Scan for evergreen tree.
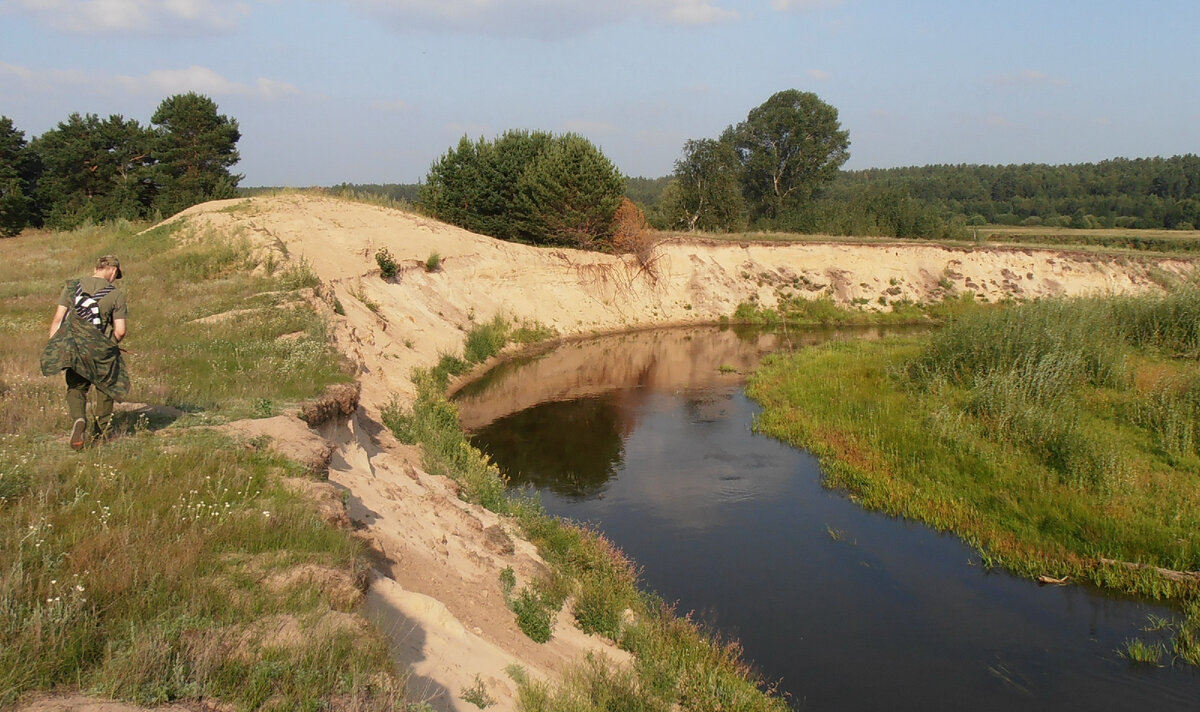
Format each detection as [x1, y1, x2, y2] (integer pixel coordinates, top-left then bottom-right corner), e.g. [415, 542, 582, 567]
[32, 113, 156, 228]
[514, 133, 625, 249]
[151, 93, 241, 216]
[0, 117, 39, 236]
[31, 113, 110, 229]
[421, 131, 625, 250]
[422, 130, 554, 241]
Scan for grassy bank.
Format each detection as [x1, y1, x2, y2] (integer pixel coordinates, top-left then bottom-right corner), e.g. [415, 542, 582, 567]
[382, 320, 790, 712]
[0, 223, 404, 707]
[746, 291, 1200, 665]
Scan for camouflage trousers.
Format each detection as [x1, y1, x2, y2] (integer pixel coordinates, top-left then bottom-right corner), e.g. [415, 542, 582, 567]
[66, 368, 114, 437]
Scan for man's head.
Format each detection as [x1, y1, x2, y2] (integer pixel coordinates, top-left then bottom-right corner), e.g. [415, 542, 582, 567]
[95, 255, 123, 281]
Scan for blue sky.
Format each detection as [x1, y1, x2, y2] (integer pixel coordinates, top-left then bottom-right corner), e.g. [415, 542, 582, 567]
[2, 0, 1198, 186]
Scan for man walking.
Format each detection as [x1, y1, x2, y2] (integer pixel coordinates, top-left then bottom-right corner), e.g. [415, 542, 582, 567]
[42, 255, 129, 449]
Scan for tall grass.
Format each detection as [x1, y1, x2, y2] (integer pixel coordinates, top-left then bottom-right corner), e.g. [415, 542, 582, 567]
[748, 289, 1200, 665]
[0, 222, 400, 707]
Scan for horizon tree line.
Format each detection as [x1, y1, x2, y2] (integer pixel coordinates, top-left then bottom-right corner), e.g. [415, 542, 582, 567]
[0, 92, 241, 237]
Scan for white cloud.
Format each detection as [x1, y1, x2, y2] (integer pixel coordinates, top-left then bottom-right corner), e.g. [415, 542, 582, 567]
[806, 68, 831, 81]
[0, 60, 97, 93]
[120, 66, 299, 100]
[0, 61, 296, 101]
[256, 77, 300, 100]
[665, 0, 738, 25]
[341, 0, 738, 38]
[121, 65, 249, 95]
[771, 0, 842, 11]
[986, 69, 1068, 88]
[2, 0, 251, 33]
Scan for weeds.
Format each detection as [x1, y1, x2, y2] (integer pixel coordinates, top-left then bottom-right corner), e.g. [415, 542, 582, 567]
[461, 674, 495, 709]
[425, 252, 441, 273]
[375, 248, 398, 279]
[348, 281, 381, 313]
[1121, 638, 1166, 665]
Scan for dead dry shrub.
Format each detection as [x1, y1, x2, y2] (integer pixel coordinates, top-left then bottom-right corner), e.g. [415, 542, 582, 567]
[610, 198, 663, 282]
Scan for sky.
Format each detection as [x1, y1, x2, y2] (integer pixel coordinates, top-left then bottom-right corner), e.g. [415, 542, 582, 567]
[2, 0, 1198, 187]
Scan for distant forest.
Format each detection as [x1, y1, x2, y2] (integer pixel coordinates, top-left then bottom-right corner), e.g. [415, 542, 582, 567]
[316, 154, 1200, 239]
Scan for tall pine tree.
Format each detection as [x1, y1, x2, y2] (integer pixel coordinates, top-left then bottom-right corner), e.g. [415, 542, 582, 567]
[151, 93, 241, 216]
[0, 117, 39, 236]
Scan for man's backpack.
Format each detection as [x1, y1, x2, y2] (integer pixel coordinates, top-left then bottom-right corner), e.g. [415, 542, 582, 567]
[73, 282, 115, 332]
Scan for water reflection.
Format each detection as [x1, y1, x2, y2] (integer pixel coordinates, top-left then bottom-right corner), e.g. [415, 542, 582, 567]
[458, 326, 1200, 710]
[455, 325, 902, 431]
[471, 395, 632, 499]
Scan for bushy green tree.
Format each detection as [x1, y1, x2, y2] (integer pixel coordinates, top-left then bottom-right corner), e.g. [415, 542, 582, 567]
[421, 130, 554, 241]
[151, 92, 241, 216]
[661, 137, 745, 231]
[729, 89, 850, 222]
[31, 113, 156, 229]
[0, 116, 39, 236]
[421, 131, 624, 250]
[514, 133, 624, 248]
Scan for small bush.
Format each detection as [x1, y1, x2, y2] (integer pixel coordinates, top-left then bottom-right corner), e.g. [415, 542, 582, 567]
[375, 248, 398, 279]
[425, 252, 441, 272]
[511, 588, 553, 643]
[463, 316, 509, 364]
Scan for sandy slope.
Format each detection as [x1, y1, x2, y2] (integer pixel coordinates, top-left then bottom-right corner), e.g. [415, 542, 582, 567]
[24, 193, 1194, 711]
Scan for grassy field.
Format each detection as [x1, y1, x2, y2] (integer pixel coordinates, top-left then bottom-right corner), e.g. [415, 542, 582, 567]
[746, 291, 1200, 666]
[0, 222, 404, 708]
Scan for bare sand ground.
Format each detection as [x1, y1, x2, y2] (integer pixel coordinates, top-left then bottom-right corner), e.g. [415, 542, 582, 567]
[22, 193, 1195, 711]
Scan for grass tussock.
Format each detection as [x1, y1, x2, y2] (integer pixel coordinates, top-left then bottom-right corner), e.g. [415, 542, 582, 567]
[382, 318, 787, 710]
[747, 289, 1200, 665]
[0, 222, 400, 707]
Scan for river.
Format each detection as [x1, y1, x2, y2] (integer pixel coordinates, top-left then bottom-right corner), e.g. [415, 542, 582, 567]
[454, 326, 1200, 711]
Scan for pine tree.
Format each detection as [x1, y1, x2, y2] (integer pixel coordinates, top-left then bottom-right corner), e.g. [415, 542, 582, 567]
[151, 93, 241, 216]
[0, 117, 38, 236]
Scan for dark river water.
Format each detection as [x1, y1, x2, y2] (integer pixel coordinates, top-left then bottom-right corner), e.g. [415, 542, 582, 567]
[454, 326, 1200, 711]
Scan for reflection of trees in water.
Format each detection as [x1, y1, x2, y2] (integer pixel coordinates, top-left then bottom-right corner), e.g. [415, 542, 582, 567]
[470, 393, 638, 500]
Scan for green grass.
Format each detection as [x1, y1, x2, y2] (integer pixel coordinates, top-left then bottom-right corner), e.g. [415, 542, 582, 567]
[0, 222, 400, 707]
[382, 319, 788, 711]
[746, 290, 1200, 666]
